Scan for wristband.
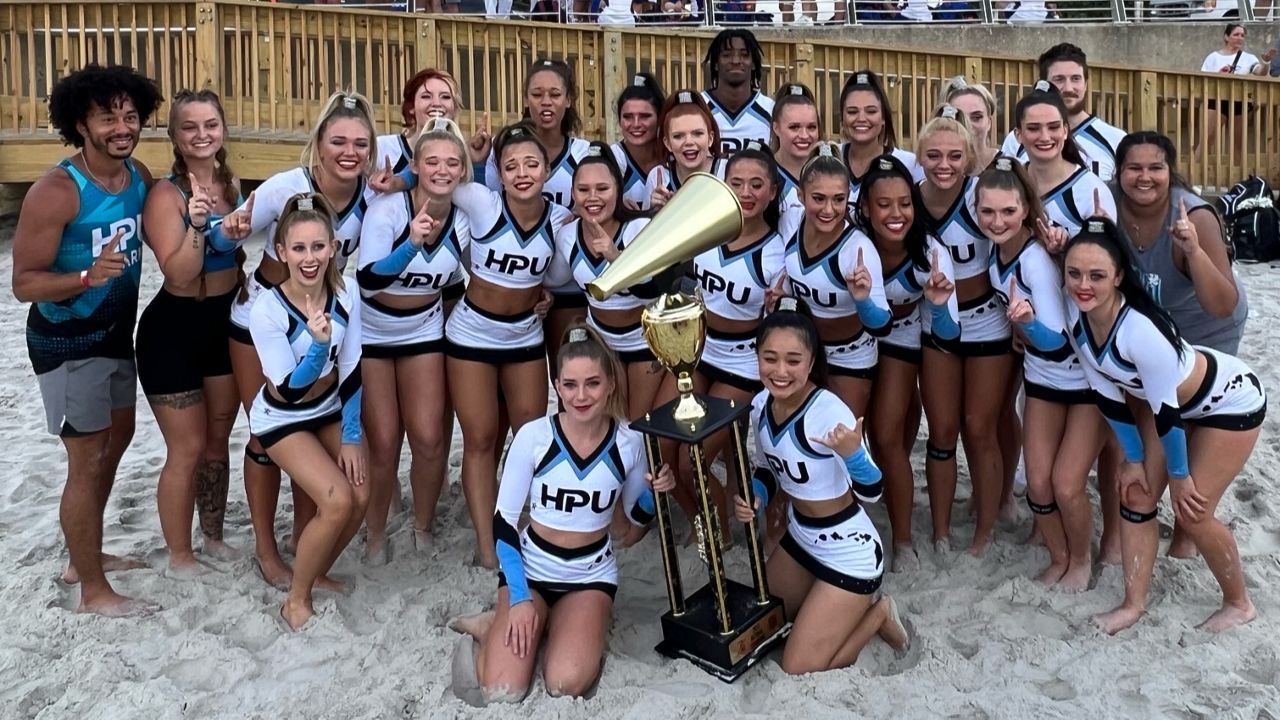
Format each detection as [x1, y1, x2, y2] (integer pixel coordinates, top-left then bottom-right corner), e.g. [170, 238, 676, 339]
[79, 269, 91, 289]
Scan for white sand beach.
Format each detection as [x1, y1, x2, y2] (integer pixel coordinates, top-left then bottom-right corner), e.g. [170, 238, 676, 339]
[2, 218, 1279, 719]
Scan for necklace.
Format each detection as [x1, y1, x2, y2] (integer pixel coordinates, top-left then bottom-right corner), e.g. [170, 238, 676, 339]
[79, 150, 125, 193]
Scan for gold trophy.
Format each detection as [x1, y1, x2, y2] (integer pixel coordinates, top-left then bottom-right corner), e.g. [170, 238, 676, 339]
[588, 173, 788, 682]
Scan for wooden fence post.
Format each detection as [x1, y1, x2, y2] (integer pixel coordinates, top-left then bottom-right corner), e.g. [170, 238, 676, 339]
[1134, 70, 1158, 131]
[417, 18, 437, 76]
[964, 56, 984, 85]
[602, 31, 626, 142]
[195, 2, 221, 92]
[794, 42, 815, 92]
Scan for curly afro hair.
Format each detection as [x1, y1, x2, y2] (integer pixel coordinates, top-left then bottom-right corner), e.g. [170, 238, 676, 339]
[49, 64, 163, 148]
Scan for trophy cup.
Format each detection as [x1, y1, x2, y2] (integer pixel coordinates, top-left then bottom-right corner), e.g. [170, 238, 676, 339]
[588, 173, 788, 682]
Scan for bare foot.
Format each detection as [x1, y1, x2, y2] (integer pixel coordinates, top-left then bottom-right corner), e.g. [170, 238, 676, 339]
[933, 537, 952, 555]
[876, 596, 909, 652]
[280, 598, 314, 632]
[167, 552, 202, 573]
[1197, 601, 1256, 633]
[998, 498, 1020, 526]
[61, 553, 147, 584]
[1094, 604, 1145, 635]
[448, 610, 496, 639]
[78, 589, 159, 617]
[365, 535, 389, 566]
[315, 574, 350, 594]
[471, 552, 498, 570]
[254, 554, 293, 591]
[1035, 561, 1068, 585]
[969, 533, 993, 558]
[1056, 562, 1092, 593]
[414, 528, 435, 552]
[891, 544, 920, 573]
[201, 537, 239, 561]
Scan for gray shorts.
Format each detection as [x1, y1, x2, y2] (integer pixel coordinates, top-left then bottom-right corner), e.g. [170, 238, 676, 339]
[36, 357, 137, 436]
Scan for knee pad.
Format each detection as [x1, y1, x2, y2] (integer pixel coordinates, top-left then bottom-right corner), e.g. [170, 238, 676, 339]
[1026, 497, 1059, 515]
[1119, 504, 1158, 524]
[245, 447, 275, 467]
[926, 443, 956, 461]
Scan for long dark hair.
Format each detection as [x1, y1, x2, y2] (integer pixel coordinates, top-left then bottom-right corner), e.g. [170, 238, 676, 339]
[1065, 216, 1183, 358]
[1114, 130, 1194, 193]
[758, 298, 828, 389]
[573, 141, 647, 225]
[856, 153, 932, 272]
[838, 70, 898, 151]
[525, 59, 581, 138]
[726, 141, 782, 234]
[1014, 81, 1085, 167]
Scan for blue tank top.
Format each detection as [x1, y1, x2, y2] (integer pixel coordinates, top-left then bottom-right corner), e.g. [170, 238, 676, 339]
[26, 158, 147, 374]
[166, 174, 243, 273]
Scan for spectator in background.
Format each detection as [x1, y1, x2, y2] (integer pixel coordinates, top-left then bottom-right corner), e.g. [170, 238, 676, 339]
[1000, 43, 1126, 181]
[1269, 32, 1280, 77]
[1200, 24, 1272, 161]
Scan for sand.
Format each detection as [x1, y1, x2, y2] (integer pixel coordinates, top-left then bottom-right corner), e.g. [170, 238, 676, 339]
[2, 217, 1279, 720]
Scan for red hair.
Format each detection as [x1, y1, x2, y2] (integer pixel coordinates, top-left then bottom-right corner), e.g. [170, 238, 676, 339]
[658, 89, 721, 157]
[400, 68, 461, 131]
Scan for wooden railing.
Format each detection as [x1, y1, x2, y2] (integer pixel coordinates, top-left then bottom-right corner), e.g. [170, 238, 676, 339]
[1, 0, 1277, 189]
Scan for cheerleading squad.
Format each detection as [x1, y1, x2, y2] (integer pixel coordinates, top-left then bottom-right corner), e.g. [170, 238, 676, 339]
[11, 28, 1264, 703]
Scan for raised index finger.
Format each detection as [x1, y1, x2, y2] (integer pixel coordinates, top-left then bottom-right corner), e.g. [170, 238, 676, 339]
[1178, 197, 1189, 221]
[856, 246, 865, 269]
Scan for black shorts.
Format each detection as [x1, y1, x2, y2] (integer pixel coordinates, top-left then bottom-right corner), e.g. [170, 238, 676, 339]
[136, 287, 237, 396]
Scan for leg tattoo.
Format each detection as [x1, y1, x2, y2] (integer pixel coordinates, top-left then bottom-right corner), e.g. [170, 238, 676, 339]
[196, 458, 230, 541]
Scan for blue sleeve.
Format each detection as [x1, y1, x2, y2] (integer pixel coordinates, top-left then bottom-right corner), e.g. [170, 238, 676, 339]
[365, 240, 419, 280]
[472, 161, 486, 185]
[1018, 318, 1068, 353]
[629, 489, 657, 525]
[750, 468, 773, 519]
[396, 166, 418, 190]
[1159, 426, 1190, 479]
[853, 296, 892, 331]
[1095, 393, 1145, 464]
[929, 301, 960, 341]
[494, 512, 531, 606]
[206, 223, 239, 254]
[844, 447, 884, 503]
[339, 367, 362, 445]
[275, 342, 330, 402]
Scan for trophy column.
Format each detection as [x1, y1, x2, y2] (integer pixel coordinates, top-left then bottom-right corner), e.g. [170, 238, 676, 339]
[640, 428, 685, 617]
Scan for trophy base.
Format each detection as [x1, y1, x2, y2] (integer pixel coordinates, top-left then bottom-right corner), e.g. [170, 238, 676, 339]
[655, 580, 790, 683]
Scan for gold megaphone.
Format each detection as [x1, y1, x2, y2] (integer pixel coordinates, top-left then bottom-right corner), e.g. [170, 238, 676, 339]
[587, 172, 743, 300]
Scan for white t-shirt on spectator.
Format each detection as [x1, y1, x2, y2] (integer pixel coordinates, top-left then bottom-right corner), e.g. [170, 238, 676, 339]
[597, 0, 635, 24]
[1201, 50, 1261, 75]
[899, 0, 932, 21]
[1008, 0, 1048, 24]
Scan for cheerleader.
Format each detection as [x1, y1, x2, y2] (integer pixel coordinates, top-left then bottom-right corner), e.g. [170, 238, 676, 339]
[447, 122, 575, 569]
[374, 68, 460, 176]
[861, 154, 959, 571]
[735, 301, 907, 674]
[837, 71, 922, 203]
[1015, 82, 1115, 237]
[770, 83, 821, 213]
[916, 110, 1015, 557]
[979, 158, 1103, 592]
[1063, 218, 1264, 634]
[643, 90, 728, 211]
[247, 194, 368, 632]
[937, 77, 999, 170]
[355, 118, 470, 562]
[666, 141, 788, 545]
[782, 143, 892, 418]
[136, 90, 242, 570]
[451, 325, 670, 703]
[220, 91, 378, 589]
[488, 59, 592, 372]
[610, 73, 665, 209]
